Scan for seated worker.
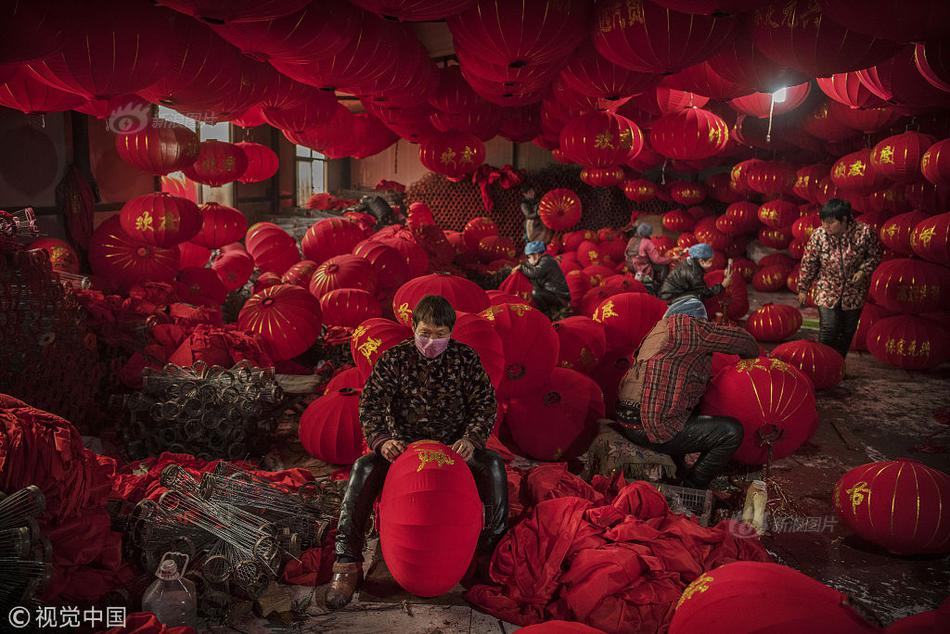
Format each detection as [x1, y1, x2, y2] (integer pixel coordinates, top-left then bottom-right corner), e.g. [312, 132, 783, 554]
[614, 297, 759, 489]
[624, 223, 672, 288]
[658, 242, 732, 303]
[326, 295, 507, 609]
[513, 241, 570, 320]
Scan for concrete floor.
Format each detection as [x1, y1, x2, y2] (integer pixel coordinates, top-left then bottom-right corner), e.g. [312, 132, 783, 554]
[213, 290, 949, 633]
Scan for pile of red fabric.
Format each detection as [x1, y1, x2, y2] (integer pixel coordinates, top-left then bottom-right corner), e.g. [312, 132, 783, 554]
[466, 464, 769, 633]
[375, 179, 406, 193]
[0, 396, 134, 603]
[306, 192, 358, 211]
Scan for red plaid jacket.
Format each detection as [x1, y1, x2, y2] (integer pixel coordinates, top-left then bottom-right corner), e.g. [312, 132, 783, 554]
[623, 315, 759, 443]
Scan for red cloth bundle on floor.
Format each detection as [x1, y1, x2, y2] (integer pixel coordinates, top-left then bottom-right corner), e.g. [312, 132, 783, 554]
[466, 475, 769, 633]
[166, 323, 273, 368]
[96, 611, 195, 634]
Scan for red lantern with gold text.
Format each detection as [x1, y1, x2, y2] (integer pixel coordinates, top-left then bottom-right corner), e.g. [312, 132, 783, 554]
[663, 209, 695, 233]
[212, 250, 254, 291]
[792, 214, 821, 242]
[462, 217, 499, 252]
[910, 212, 950, 266]
[870, 132, 935, 185]
[560, 111, 643, 168]
[114, 120, 199, 176]
[350, 318, 412, 382]
[235, 142, 279, 183]
[553, 316, 607, 375]
[309, 254, 378, 299]
[851, 302, 891, 352]
[419, 131, 485, 179]
[746, 303, 802, 342]
[89, 216, 179, 290]
[580, 167, 625, 187]
[752, 265, 788, 293]
[746, 162, 796, 197]
[771, 340, 844, 390]
[793, 165, 827, 203]
[622, 178, 657, 203]
[538, 188, 582, 231]
[28, 238, 79, 274]
[870, 258, 950, 313]
[921, 138, 950, 187]
[238, 284, 322, 361]
[182, 140, 249, 187]
[758, 226, 793, 250]
[724, 202, 760, 233]
[299, 388, 364, 465]
[119, 192, 202, 248]
[695, 225, 730, 251]
[591, 292, 667, 354]
[669, 181, 707, 206]
[879, 211, 930, 256]
[321, 289, 381, 329]
[701, 357, 818, 465]
[353, 240, 410, 296]
[302, 218, 368, 265]
[867, 315, 950, 370]
[393, 273, 490, 328]
[651, 108, 730, 160]
[481, 303, 558, 399]
[757, 199, 797, 229]
[191, 203, 248, 249]
[378, 440, 482, 597]
[835, 459, 950, 555]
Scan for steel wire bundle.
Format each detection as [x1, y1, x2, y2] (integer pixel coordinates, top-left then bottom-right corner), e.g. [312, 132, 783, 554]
[0, 486, 53, 611]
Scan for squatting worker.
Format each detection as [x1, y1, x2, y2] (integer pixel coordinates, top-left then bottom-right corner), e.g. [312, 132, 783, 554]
[624, 222, 672, 288]
[514, 241, 571, 320]
[614, 297, 759, 489]
[326, 295, 507, 609]
[798, 198, 883, 359]
[659, 242, 733, 303]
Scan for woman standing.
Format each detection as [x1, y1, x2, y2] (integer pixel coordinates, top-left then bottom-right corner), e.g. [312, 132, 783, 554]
[798, 199, 883, 358]
[624, 223, 672, 288]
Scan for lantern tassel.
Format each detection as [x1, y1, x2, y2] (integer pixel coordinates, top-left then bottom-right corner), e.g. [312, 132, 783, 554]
[765, 95, 775, 144]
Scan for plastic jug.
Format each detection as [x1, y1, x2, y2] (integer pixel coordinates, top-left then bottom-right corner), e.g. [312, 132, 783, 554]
[142, 552, 197, 628]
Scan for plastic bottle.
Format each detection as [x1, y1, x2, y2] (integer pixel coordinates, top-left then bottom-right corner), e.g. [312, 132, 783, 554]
[142, 552, 197, 628]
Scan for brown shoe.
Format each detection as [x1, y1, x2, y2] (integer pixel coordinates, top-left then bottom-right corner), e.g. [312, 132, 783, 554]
[325, 561, 362, 610]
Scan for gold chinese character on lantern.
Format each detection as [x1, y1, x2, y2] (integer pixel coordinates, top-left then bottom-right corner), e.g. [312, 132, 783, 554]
[416, 448, 455, 472]
[735, 358, 766, 373]
[916, 226, 936, 247]
[708, 126, 722, 144]
[358, 337, 382, 361]
[158, 214, 179, 231]
[846, 481, 871, 514]
[847, 160, 866, 177]
[618, 127, 634, 148]
[921, 153, 930, 171]
[593, 300, 619, 323]
[597, 0, 645, 32]
[135, 211, 154, 232]
[461, 145, 476, 163]
[510, 303, 531, 317]
[769, 358, 790, 372]
[920, 341, 931, 357]
[833, 163, 847, 178]
[440, 148, 457, 166]
[677, 573, 714, 609]
[877, 145, 895, 165]
[397, 303, 412, 323]
[351, 325, 367, 342]
[223, 156, 235, 171]
[594, 131, 616, 150]
[884, 225, 898, 238]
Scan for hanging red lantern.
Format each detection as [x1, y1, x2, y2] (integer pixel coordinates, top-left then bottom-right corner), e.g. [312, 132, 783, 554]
[800, 101, 858, 142]
[238, 284, 322, 361]
[506, 367, 603, 461]
[499, 105, 542, 143]
[593, 0, 735, 74]
[244, 222, 299, 275]
[235, 142, 279, 183]
[904, 181, 950, 214]
[378, 440, 482, 597]
[835, 459, 950, 555]
[910, 211, 950, 266]
[374, 230, 431, 278]
[879, 211, 931, 256]
[560, 111, 644, 168]
[353, 240, 410, 296]
[175, 267, 228, 306]
[211, 250, 254, 291]
[114, 120, 199, 176]
[481, 303, 559, 399]
[915, 39, 950, 94]
[857, 47, 950, 109]
[538, 188, 582, 231]
[816, 72, 882, 110]
[350, 318, 412, 382]
[703, 172, 744, 204]
[419, 131, 485, 179]
[119, 192, 202, 248]
[191, 203, 248, 249]
[0, 66, 86, 114]
[299, 387, 364, 465]
[651, 108, 730, 160]
[181, 140, 249, 187]
[669, 181, 708, 206]
[559, 43, 657, 103]
[580, 167, 625, 187]
[757, 199, 798, 229]
[817, 0, 950, 43]
[89, 216, 180, 290]
[450, 312, 506, 390]
[715, 215, 746, 236]
[309, 254, 378, 299]
[827, 102, 903, 136]
[393, 273, 491, 327]
[793, 165, 827, 203]
[695, 225, 731, 251]
[428, 65, 482, 114]
[752, 265, 789, 293]
[870, 258, 950, 313]
[746, 303, 802, 342]
[0, 3, 67, 65]
[622, 178, 658, 202]
[870, 132, 936, 185]
[351, 0, 475, 21]
[160, 0, 310, 24]
[723, 202, 760, 233]
[728, 82, 811, 118]
[771, 340, 844, 390]
[792, 213, 821, 242]
[831, 150, 885, 193]
[867, 314, 950, 370]
[320, 289, 382, 329]
[301, 218, 368, 265]
[701, 356, 817, 465]
[921, 138, 950, 187]
[746, 162, 796, 197]
[28, 238, 79, 274]
[553, 316, 607, 375]
[663, 210, 696, 233]
[462, 217, 499, 251]
[591, 292, 668, 354]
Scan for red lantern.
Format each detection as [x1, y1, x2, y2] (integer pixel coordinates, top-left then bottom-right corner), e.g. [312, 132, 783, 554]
[393, 273, 491, 327]
[299, 387, 364, 465]
[723, 202, 760, 232]
[663, 209, 696, 233]
[792, 213, 821, 242]
[244, 222, 300, 276]
[119, 192, 202, 248]
[746, 303, 802, 342]
[729, 82, 811, 118]
[879, 211, 930, 256]
[816, 72, 881, 110]
[593, 0, 735, 74]
[731, 257, 756, 283]
[176, 267, 228, 307]
[326, 367, 364, 394]
[669, 181, 707, 206]
[28, 238, 79, 274]
[309, 254, 378, 299]
[591, 292, 668, 354]
[160, 0, 310, 23]
[301, 218, 368, 265]
[746, 162, 796, 198]
[462, 217, 499, 252]
[851, 302, 891, 352]
[583, 265, 616, 289]
[622, 178, 657, 202]
[921, 138, 950, 187]
[870, 258, 950, 313]
[238, 284, 322, 361]
[538, 188, 582, 231]
[560, 111, 643, 168]
[651, 108, 730, 160]
[758, 226, 793, 250]
[350, 318, 412, 382]
[580, 167, 625, 187]
[378, 440, 482, 597]
[867, 315, 950, 370]
[701, 356, 817, 465]
[835, 459, 950, 555]
[827, 102, 903, 136]
[419, 131, 485, 179]
[211, 250, 254, 291]
[678, 232, 699, 248]
[857, 47, 950, 109]
[0, 66, 84, 114]
[559, 43, 657, 102]
[254, 272, 282, 293]
[498, 270, 533, 304]
[89, 216, 179, 290]
[353, 240, 410, 296]
[695, 225, 730, 251]
[870, 132, 936, 185]
[321, 289, 382, 329]
[114, 120, 199, 176]
[793, 165, 827, 204]
[451, 312, 506, 390]
[481, 303, 558, 399]
[553, 316, 607, 374]
[374, 229, 431, 278]
[579, 243, 608, 269]
[478, 235, 517, 263]
[752, 265, 788, 293]
[182, 141, 248, 187]
[910, 212, 950, 266]
[235, 142, 279, 183]
[506, 368, 603, 460]
[191, 203, 248, 250]
[757, 199, 798, 229]
[352, 0, 475, 21]
[771, 340, 844, 390]
[178, 242, 211, 270]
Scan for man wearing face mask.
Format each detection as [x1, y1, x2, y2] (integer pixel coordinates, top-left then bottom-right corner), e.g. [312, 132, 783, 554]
[513, 240, 570, 319]
[658, 242, 732, 303]
[326, 295, 506, 609]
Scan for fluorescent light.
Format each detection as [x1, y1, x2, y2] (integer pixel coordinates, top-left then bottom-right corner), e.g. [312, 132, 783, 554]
[772, 87, 788, 104]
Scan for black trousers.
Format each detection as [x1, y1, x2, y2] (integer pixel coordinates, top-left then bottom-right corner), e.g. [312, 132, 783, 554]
[335, 448, 508, 562]
[818, 305, 861, 359]
[615, 406, 744, 489]
[532, 288, 569, 319]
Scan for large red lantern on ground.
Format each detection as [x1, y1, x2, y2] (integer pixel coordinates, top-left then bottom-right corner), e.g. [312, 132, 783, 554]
[235, 142, 279, 183]
[309, 254, 378, 298]
[879, 211, 931, 256]
[119, 193, 202, 248]
[374, 230, 430, 278]
[771, 340, 844, 390]
[212, 250, 254, 291]
[462, 217, 499, 252]
[176, 267, 228, 306]
[757, 199, 798, 229]
[704, 270, 749, 321]
[299, 388, 364, 465]
[506, 368, 603, 461]
[379, 440, 482, 597]
[182, 141, 249, 187]
[538, 188, 582, 231]
[498, 271, 533, 304]
[246, 222, 300, 275]
[281, 260, 318, 288]
[451, 312, 506, 390]
[419, 131, 485, 179]
[650, 108, 730, 160]
[851, 302, 891, 352]
[481, 303, 559, 399]
[393, 273, 491, 327]
[867, 315, 950, 370]
[870, 258, 950, 313]
[834, 459, 950, 555]
[238, 284, 322, 361]
[591, 292, 668, 354]
[350, 317, 412, 382]
[910, 212, 950, 266]
[921, 138, 950, 187]
[553, 316, 607, 375]
[870, 132, 935, 185]
[88, 216, 180, 290]
[478, 235, 517, 263]
[701, 357, 818, 465]
[752, 265, 788, 293]
[559, 111, 643, 168]
[353, 240, 410, 296]
[321, 289, 381, 329]
[191, 203, 248, 249]
[302, 218, 368, 265]
[115, 120, 199, 176]
[746, 303, 802, 342]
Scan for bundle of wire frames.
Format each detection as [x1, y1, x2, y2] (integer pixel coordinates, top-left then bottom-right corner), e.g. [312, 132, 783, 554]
[0, 486, 53, 612]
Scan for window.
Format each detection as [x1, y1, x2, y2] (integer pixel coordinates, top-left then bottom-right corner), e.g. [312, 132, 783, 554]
[296, 146, 326, 206]
[157, 106, 234, 206]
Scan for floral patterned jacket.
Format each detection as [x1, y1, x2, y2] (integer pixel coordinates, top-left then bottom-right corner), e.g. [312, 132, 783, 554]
[798, 221, 883, 310]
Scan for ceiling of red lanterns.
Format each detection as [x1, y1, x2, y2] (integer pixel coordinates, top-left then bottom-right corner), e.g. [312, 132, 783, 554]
[0, 0, 949, 172]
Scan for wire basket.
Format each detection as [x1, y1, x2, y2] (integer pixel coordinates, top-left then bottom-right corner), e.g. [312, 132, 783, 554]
[654, 483, 714, 526]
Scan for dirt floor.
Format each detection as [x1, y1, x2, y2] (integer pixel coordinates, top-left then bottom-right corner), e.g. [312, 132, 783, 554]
[216, 290, 949, 633]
